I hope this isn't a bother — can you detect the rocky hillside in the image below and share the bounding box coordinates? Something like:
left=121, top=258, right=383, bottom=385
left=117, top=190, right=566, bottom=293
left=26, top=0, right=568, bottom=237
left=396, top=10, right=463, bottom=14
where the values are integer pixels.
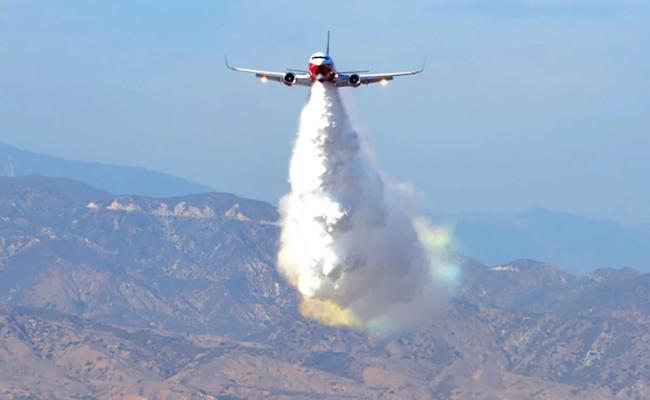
left=1, top=176, right=649, bottom=399
left=0, top=175, right=287, bottom=337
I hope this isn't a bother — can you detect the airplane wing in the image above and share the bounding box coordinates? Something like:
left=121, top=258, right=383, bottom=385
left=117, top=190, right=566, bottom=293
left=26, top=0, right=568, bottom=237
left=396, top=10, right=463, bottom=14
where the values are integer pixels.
left=336, top=66, right=424, bottom=87
left=225, top=57, right=311, bottom=86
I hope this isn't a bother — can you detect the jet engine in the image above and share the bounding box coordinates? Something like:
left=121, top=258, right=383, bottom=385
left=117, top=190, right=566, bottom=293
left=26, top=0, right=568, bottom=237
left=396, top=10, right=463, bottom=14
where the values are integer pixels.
left=348, top=74, right=361, bottom=87
left=282, top=72, right=296, bottom=86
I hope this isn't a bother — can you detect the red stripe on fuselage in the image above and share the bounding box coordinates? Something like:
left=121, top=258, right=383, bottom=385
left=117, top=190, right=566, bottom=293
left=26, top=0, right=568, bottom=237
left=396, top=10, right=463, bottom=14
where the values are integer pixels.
left=309, top=63, right=335, bottom=81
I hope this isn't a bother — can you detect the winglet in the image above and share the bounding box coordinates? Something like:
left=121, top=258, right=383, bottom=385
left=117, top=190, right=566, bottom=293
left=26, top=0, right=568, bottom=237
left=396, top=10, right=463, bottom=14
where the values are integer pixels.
left=326, top=30, right=330, bottom=56
left=224, top=55, right=232, bottom=70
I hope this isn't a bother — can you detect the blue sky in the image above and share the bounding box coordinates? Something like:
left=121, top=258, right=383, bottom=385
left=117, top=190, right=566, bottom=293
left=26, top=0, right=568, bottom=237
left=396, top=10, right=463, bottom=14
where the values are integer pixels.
left=1, top=0, right=649, bottom=223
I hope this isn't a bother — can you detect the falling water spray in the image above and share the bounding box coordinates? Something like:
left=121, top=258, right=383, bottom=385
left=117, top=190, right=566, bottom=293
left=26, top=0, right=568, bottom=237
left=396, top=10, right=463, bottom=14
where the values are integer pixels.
left=278, top=82, right=456, bottom=332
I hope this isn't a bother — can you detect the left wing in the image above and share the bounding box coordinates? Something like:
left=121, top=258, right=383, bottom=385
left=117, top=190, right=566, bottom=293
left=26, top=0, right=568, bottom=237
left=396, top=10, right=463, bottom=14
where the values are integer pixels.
left=336, top=66, right=424, bottom=87
left=225, top=57, right=311, bottom=86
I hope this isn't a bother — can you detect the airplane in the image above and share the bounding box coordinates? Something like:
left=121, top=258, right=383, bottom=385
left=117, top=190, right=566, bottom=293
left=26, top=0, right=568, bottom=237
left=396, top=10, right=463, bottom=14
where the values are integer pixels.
left=225, top=31, right=423, bottom=88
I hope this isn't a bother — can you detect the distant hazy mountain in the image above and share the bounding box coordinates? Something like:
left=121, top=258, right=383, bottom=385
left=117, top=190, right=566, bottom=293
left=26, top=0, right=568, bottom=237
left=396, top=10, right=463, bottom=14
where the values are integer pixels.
left=0, top=141, right=212, bottom=197
left=429, top=208, right=650, bottom=274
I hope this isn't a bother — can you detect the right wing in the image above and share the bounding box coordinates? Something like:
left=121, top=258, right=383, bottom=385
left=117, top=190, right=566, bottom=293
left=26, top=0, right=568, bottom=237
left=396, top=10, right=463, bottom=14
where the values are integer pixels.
left=225, top=57, right=311, bottom=86
left=336, top=65, right=424, bottom=87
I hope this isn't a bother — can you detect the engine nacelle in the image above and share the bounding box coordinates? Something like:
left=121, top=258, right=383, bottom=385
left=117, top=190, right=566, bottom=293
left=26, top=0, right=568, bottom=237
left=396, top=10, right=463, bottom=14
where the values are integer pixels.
left=348, top=74, right=361, bottom=87
left=283, top=72, right=296, bottom=86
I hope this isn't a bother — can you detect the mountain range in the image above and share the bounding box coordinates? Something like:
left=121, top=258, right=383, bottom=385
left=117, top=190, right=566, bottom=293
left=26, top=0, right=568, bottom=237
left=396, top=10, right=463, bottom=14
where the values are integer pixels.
left=1, top=175, right=650, bottom=399
left=4, top=140, right=649, bottom=275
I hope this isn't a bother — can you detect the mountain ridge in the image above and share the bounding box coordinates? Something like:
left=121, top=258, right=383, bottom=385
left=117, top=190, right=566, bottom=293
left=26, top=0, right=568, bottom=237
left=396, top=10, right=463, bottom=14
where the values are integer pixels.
left=2, top=175, right=650, bottom=398
left=0, top=141, right=212, bottom=197
left=429, top=207, right=650, bottom=274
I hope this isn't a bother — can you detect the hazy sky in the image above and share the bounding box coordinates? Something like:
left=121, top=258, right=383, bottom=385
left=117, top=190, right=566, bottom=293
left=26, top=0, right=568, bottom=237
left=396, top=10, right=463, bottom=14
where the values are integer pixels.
left=1, top=0, right=649, bottom=223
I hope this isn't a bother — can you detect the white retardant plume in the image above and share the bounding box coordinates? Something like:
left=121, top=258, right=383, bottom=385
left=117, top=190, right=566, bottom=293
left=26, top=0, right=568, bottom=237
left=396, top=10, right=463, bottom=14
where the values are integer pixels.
left=278, top=82, right=456, bottom=332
